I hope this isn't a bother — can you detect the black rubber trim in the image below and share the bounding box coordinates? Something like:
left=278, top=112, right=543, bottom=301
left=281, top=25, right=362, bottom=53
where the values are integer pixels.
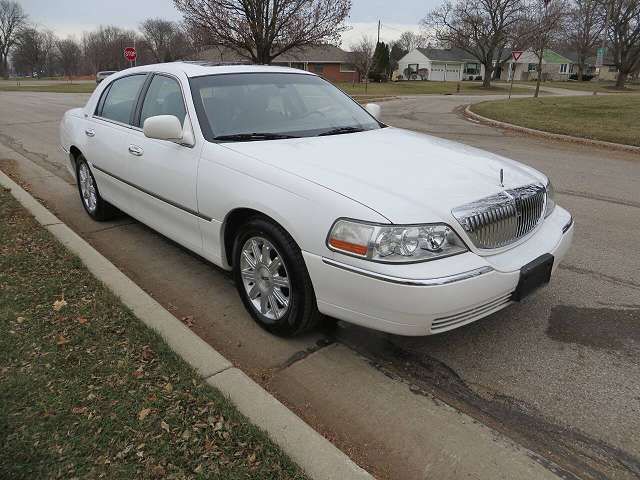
left=562, top=216, right=574, bottom=234
left=91, top=164, right=212, bottom=222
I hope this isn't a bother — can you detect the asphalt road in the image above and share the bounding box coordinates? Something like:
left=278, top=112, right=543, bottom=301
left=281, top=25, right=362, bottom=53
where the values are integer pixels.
left=1, top=91, right=639, bottom=479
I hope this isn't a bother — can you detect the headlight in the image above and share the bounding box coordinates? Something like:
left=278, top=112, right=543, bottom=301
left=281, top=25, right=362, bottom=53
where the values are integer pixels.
left=545, top=179, right=556, bottom=218
left=327, top=219, right=468, bottom=263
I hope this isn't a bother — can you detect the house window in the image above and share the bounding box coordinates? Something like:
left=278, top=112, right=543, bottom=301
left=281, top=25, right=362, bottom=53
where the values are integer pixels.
left=311, top=64, right=324, bottom=74
left=464, top=63, right=480, bottom=75
left=560, top=64, right=568, bottom=74
left=339, top=63, right=356, bottom=73
left=527, top=63, right=537, bottom=72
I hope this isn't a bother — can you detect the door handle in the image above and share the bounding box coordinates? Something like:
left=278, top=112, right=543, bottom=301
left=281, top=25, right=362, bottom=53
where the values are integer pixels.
left=85, top=129, right=95, bottom=137
left=128, top=145, right=144, bottom=157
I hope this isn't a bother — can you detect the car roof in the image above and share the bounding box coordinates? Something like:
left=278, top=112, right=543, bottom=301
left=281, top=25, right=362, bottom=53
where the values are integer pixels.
left=115, top=61, right=317, bottom=79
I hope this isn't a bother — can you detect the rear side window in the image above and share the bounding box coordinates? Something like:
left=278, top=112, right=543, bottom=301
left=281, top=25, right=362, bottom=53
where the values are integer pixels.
left=99, top=74, right=147, bottom=125
left=140, top=75, right=187, bottom=127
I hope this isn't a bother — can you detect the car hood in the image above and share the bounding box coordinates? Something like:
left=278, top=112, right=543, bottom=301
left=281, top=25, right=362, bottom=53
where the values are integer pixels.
left=223, top=127, right=546, bottom=224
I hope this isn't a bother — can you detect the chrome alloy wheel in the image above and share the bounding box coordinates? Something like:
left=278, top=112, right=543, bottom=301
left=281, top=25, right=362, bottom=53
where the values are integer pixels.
left=78, top=162, right=97, bottom=213
left=240, top=236, right=291, bottom=321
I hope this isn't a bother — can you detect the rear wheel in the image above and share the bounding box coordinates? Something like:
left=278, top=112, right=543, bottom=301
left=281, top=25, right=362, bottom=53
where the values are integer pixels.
left=76, top=155, right=117, bottom=221
left=232, top=217, right=321, bottom=336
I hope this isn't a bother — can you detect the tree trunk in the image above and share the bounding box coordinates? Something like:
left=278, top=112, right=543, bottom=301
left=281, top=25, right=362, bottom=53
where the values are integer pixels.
left=534, top=50, right=544, bottom=98
left=615, top=71, right=627, bottom=89
left=483, top=62, right=493, bottom=88
left=577, top=64, right=584, bottom=82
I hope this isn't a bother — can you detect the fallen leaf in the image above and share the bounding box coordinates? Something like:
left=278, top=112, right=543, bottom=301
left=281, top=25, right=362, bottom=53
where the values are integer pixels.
left=72, top=406, right=87, bottom=414
left=151, top=465, right=166, bottom=478
left=182, top=315, right=195, bottom=328
left=77, top=317, right=89, bottom=325
left=16, top=316, right=25, bottom=323
left=138, top=408, right=152, bottom=421
left=163, top=383, right=173, bottom=394
left=141, top=345, right=154, bottom=361
left=52, top=299, right=67, bottom=311
left=132, top=369, right=144, bottom=379
left=248, top=452, right=257, bottom=463
left=160, top=420, right=170, bottom=433
left=56, top=335, right=70, bottom=346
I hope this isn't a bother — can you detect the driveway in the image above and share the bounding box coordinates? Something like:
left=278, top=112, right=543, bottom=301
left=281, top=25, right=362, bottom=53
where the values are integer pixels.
left=1, top=91, right=639, bottom=480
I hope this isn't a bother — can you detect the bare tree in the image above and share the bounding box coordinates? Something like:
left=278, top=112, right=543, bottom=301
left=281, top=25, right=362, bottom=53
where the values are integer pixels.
left=173, top=0, right=351, bottom=64
left=522, top=0, right=568, bottom=97
left=425, top=0, right=524, bottom=88
left=397, top=31, right=429, bottom=52
left=82, top=26, right=140, bottom=73
left=57, top=38, right=81, bottom=80
left=350, top=36, right=375, bottom=84
left=0, top=0, right=28, bottom=77
left=12, top=26, right=46, bottom=76
left=140, top=18, right=191, bottom=62
left=567, top=0, right=605, bottom=80
left=605, top=0, right=640, bottom=88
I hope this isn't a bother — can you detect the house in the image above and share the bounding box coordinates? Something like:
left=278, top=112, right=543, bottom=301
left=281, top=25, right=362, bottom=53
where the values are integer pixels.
left=197, top=45, right=359, bottom=83
left=397, top=47, right=489, bottom=82
left=501, top=50, right=576, bottom=82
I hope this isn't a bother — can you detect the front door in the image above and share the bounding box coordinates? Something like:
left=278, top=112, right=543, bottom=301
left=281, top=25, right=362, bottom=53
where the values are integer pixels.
left=125, top=73, right=204, bottom=254
left=87, top=73, right=148, bottom=206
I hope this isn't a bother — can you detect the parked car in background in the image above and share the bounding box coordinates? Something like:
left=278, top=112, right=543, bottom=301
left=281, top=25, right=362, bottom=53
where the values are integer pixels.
left=60, top=62, right=573, bottom=338
left=96, top=71, right=117, bottom=84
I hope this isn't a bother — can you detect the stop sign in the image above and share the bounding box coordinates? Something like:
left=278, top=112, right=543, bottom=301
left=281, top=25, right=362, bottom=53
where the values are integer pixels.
left=124, top=47, right=137, bottom=62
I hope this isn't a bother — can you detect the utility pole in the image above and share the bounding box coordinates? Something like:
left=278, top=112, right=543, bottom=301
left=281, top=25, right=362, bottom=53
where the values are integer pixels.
left=377, top=20, right=381, bottom=44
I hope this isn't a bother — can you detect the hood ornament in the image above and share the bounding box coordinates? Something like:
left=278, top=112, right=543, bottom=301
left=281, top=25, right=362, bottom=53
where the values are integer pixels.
left=500, top=168, right=504, bottom=187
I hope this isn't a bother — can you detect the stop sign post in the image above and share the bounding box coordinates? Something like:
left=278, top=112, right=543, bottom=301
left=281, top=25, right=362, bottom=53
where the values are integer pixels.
left=124, top=47, right=137, bottom=66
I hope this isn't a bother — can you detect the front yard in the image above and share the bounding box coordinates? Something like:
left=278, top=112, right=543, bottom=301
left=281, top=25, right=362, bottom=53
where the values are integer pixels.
left=335, top=81, right=532, bottom=97
left=508, top=80, right=640, bottom=93
left=0, top=186, right=307, bottom=480
left=471, top=95, right=640, bottom=147
left=0, top=82, right=97, bottom=93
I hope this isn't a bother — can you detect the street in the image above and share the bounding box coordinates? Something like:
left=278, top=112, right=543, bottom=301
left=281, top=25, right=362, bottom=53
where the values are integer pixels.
left=1, top=90, right=639, bottom=479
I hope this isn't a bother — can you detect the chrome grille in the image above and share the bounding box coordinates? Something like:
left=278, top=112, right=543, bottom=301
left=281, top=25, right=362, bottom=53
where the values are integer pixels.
left=452, top=184, right=546, bottom=249
left=431, top=292, right=513, bottom=333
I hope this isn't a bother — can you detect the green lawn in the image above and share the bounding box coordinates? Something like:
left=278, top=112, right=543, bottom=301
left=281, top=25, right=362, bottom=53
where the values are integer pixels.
left=0, top=83, right=96, bottom=93
left=509, top=80, right=640, bottom=93
left=471, top=95, right=640, bottom=146
left=335, top=81, right=532, bottom=97
left=0, top=186, right=307, bottom=480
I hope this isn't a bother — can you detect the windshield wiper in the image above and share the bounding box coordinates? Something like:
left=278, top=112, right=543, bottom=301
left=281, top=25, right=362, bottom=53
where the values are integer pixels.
left=214, top=132, right=298, bottom=142
left=318, top=126, right=365, bottom=137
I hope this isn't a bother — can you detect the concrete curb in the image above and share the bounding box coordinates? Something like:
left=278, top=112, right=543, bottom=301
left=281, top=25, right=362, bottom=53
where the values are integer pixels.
left=0, top=170, right=373, bottom=480
left=465, top=105, right=640, bottom=154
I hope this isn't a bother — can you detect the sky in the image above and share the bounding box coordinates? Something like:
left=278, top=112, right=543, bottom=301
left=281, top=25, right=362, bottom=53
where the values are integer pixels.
left=19, top=0, right=436, bottom=47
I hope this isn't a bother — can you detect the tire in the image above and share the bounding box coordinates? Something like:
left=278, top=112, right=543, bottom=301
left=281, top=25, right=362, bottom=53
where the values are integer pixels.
left=76, top=155, right=117, bottom=221
left=232, top=217, right=321, bottom=337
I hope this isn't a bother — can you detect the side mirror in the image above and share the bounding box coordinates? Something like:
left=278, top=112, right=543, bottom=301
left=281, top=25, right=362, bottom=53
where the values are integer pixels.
left=365, top=103, right=382, bottom=121
left=143, top=115, right=183, bottom=141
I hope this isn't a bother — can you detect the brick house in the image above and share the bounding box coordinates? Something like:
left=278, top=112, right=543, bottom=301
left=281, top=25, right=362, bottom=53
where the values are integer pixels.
left=198, top=45, right=359, bottom=83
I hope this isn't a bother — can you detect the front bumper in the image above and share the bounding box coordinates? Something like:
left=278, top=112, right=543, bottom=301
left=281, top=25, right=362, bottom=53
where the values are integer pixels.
left=305, top=206, right=574, bottom=336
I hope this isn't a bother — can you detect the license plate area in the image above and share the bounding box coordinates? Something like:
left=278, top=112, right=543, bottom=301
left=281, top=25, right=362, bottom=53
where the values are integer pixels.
left=512, top=254, right=554, bottom=301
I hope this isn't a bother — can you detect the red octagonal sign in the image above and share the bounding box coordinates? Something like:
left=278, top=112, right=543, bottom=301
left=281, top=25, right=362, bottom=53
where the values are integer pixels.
left=124, top=47, right=137, bottom=62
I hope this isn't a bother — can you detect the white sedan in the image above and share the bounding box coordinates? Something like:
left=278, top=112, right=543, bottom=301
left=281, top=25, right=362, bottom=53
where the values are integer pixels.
left=59, top=62, right=574, bottom=337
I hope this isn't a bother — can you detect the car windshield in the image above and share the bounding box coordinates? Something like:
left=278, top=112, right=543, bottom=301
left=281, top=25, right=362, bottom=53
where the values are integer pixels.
left=189, top=73, right=381, bottom=141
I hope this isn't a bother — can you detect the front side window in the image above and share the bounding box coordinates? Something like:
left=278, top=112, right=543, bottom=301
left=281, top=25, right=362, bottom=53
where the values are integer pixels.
left=140, top=75, right=187, bottom=127
left=99, top=74, right=147, bottom=125
left=190, top=73, right=381, bottom=142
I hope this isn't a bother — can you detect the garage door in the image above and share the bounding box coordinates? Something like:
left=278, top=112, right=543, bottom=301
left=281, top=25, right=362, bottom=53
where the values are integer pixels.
left=430, top=64, right=461, bottom=81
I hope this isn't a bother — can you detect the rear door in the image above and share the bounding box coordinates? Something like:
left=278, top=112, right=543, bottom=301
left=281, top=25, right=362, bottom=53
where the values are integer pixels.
left=87, top=73, right=149, bottom=207
left=125, top=72, right=204, bottom=254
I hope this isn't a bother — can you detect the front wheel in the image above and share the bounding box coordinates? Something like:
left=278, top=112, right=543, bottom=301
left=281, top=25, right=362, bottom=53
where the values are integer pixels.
left=232, top=217, right=321, bottom=336
left=76, top=155, right=117, bottom=221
